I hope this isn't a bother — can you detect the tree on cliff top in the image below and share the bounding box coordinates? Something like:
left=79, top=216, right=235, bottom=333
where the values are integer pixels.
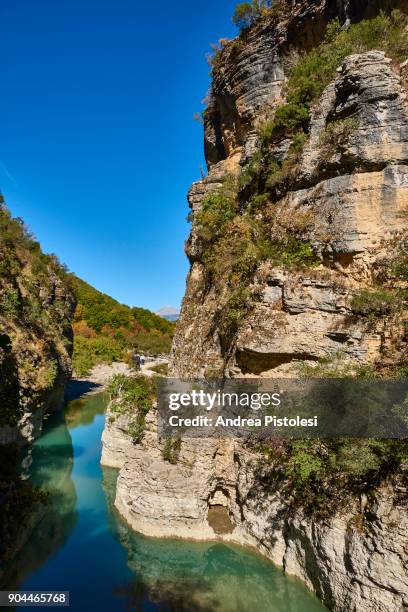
left=232, top=0, right=273, bottom=31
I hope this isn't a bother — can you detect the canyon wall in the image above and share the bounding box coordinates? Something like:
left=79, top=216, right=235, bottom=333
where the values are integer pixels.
left=0, top=198, right=75, bottom=569
left=103, top=2, right=408, bottom=610
left=171, top=5, right=408, bottom=379
left=0, top=198, right=75, bottom=445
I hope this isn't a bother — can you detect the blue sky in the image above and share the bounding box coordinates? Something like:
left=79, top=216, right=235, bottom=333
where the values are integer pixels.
left=0, top=0, right=238, bottom=311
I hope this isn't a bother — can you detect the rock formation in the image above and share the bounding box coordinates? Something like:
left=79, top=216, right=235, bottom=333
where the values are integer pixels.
left=102, top=2, right=408, bottom=610
left=0, top=197, right=76, bottom=570
left=0, top=198, right=75, bottom=443
left=172, top=35, right=408, bottom=379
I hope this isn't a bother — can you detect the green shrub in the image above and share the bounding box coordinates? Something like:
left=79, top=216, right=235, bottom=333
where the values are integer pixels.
left=232, top=1, right=272, bottom=31
left=162, top=437, right=182, bottom=464
left=261, top=11, right=408, bottom=145
left=72, top=335, right=125, bottom=375
left=127, top=413, right=148, bottom=444
left=39, top=359, right=58, bottom=390
left=392, top=358, right=408, bottom=378
left=221, top=284, right=252, bottom=333
left=280, top=238, right=320, bottom=267
left=0, top=289, right=20, bottom=317
left=108, top=373, right=154, bottom=405
left=286, top=441, right=325, bottom=485
left=391, top=239, right=408, bottom=281
left=248, top=193, right=269, bottom=214
left=239, top=151, right=263, bottom=190
left=254, top=437, right=408, bottom=517
left=319, top=117, right=359, bottom=151
left=108, top=374, right=155, bottom=443
left=195, top=178, right=237, bottom=245
left=350, top=289, right=399, bottom=319
left=261, top=104, right=309, bottom=142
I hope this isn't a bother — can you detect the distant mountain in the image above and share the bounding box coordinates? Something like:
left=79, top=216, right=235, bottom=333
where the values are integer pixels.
left=156, top=306, right=180, bottom=321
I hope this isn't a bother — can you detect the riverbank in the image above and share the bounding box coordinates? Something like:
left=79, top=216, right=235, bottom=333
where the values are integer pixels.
left=66, top=358, right=168, bottom=402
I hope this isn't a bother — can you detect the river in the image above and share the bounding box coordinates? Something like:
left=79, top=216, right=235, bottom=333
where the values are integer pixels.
left=3, top=392, right=327, bottom=611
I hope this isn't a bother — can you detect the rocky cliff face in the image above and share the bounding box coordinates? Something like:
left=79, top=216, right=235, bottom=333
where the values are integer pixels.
left=103, top=3, right=408, bottom=611
left=172, top=7, right=408, bottom=378
left=0, top=199, right=75, bottom=445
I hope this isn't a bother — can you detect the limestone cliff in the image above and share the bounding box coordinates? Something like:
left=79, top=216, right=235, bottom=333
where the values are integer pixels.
left=103, top=3, right=408, bottom=611
left=172, top=3, right=408, bottom=378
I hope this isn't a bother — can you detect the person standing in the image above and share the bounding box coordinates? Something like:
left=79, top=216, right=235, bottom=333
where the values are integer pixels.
left=131, top=352, right=141, bottom=371
left=140, top=354, right=146, bottom=367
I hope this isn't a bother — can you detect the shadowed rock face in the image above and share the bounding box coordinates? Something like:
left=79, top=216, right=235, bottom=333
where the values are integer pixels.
left=0, top=202, right=76, bottom=445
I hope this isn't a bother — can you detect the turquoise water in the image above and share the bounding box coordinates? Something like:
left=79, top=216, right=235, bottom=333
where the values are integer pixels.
left=5, top=393, right=327, bottom=611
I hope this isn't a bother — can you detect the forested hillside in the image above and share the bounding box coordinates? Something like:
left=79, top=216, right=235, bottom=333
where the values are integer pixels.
left=70, top=276, right=174, bottom=374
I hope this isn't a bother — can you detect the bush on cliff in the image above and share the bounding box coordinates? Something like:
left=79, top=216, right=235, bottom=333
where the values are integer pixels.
left=162, top=437, right=182, bottom=464
left=350, top=288, right=405, bottom=325
left=392, top=238, right=408, bottom=281
left=232, top=0, right=273, bottom=31
left=253, top=437, right=408, bottom=517
left=107, top=374, right=155, bottom=443
left=261, top=11, right=408, bottom=144
left=194, top=176, right=237, bottom=245
left=0, top=289, right=20, bottom=317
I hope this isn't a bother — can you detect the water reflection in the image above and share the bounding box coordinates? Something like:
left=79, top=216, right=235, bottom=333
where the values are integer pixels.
left=64, top=392, right=107, bottom=429
left=2, top=393, right=106, bottom=590
left=3, top=410, right=77, bottom=589
left=102, top=468, right=326, bottom=612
